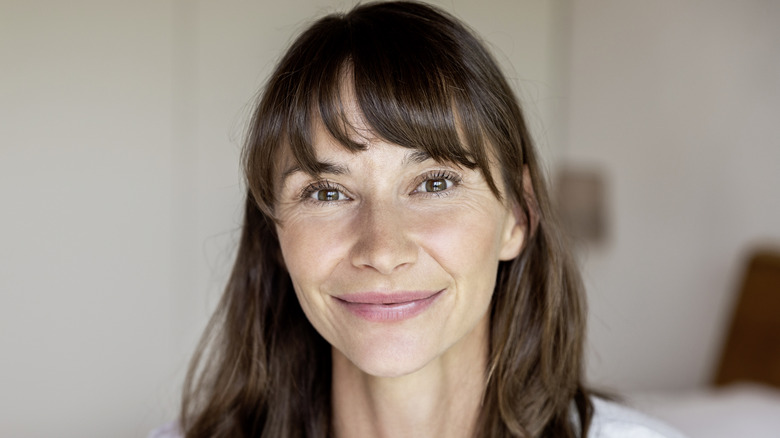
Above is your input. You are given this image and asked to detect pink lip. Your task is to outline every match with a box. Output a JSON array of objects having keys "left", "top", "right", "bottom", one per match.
[{"left": 334, "top": 290, "right": 444, "bottom": 322}]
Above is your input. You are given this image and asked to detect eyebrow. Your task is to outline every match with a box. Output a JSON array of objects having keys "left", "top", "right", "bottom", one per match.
[
  {"left": 403, "top": 149, "right": 432, "bottom": 166},
  {"left": 280, "top": 149, "right": 433, "bottom": 185},
  {"left": 280, "top": 162, "right": 348, "bottom": 184}
]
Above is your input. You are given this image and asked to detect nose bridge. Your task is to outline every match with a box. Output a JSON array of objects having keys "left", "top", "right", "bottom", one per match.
[{"left": 351, "top": 199, "right": 417, "bottom": 274}]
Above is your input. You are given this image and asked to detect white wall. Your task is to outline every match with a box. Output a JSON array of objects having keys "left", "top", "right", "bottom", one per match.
[
  {"left": 564, "top": 0, "right": 780, "bottom": 391},
  {"left": 1, "top": 1, "right": 177, "bottom": 436},
  {"left": 0, "top": 1, "right": 563, "bottom": 435}
]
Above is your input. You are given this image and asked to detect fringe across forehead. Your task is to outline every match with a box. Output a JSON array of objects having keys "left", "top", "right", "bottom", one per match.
[
  {"left": 295, "top": 60, "right": 491, "bottom": 177},
  {"left": 246, "top": 2, "right": 530, "bottom": 214},
  {"left": 285, "top": 11, "right": 495, "bottom": 180}
]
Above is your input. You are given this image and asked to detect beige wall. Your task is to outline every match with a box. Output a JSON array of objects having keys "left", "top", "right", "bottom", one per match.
[
  {"left": 563, "top": 0, "right": 780, "bottom": 391},
  {"left": 1, "top": 1, "right": 176, "bottom": 436},
  {"left": 0, "top": 1, "right": 563, "bottom": 436}
]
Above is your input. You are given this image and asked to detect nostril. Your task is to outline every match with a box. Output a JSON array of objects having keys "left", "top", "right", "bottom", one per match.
[{"left": 350, "top": 211, "right": 418, "bottom": 274}]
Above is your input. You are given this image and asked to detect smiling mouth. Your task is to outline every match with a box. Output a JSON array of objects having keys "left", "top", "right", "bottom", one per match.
[{"left": 334, "top": 290, "right": 444, "bottom": 322}]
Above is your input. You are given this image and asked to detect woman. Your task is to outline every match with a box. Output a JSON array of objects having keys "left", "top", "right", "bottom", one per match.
[{"left": 157, "top": 2, "right": 685, "bottom": 437}]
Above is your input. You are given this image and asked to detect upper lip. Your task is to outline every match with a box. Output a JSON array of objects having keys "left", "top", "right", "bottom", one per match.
[{"left": 335, "top": 290, "right": 442, "bottom": 305}]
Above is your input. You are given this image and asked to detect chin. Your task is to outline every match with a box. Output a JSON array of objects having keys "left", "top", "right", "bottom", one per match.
[
  {"left": 351, "top": 357, "right": 430, "bottom": 379},
  {"left": 337, "top": 338, "right": 438, "bottom": 378}
]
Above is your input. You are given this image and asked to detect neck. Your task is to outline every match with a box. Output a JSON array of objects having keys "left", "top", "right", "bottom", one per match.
[{"left": 331, "top": 316, "right": 489, "bottom": 438}]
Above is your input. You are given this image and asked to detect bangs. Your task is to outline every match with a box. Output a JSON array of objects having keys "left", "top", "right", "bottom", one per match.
[{"left": 279, "top": 5, "right": 500, "bottom": 195}]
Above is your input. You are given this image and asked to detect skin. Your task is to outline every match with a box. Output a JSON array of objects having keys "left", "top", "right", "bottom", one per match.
[{"left": 275, "top": 106, "right": 525, "bottom": 437}]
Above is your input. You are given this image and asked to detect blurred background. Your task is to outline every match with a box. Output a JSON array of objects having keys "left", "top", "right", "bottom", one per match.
[{"left": 2, "top": 0, "right": 778, "bottom": 436}]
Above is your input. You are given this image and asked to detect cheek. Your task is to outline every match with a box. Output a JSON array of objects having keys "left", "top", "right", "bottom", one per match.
[
  {"left": 276, "top": 219, "right": 354, "bottom": 342},
  {"left": 277, "top": 218, "right": 351, "bottom": 288},
  {"left": 413, "top": 205, "right": 507, "bottom": 316},
  {"left": 414, "top": 204, "right": 506, "bottom": 272}
]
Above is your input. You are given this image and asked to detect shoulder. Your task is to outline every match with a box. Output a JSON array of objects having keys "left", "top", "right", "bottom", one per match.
[
  {"left": 587, "top": 397, "right": 688, "bottom": 438},
  {"left": 147, "top": 421, "right": 182, "bottom": 438}
]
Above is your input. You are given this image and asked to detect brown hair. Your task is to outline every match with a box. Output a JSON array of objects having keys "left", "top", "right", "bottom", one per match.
[{"left": 181, "top": 2, "right": 592, "bottom": 436}]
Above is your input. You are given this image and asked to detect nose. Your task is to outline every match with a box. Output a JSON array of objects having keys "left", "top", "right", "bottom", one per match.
[{"left": 350, "top": 201, "right": 418, "bottom": 274}]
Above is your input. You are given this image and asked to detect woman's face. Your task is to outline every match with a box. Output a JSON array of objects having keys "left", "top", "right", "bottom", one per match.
[{"left": 275, "top": 117, "right": 525, "bottom": 378}]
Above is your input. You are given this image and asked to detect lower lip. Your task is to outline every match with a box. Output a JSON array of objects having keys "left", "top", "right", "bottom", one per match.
[{"left": 335, "top": 290, "right": 444, "bottom": 322}]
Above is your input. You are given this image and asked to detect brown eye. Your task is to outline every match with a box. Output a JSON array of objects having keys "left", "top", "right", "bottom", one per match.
[
  {"left": 315, "top": 188, "right": 343, "bottom": 201},
  {"left": 425, "top": 179, "right": 446, "bottom": 192},
  {"left": 420, "top": 178, "right": 453, "bottom": 193}
]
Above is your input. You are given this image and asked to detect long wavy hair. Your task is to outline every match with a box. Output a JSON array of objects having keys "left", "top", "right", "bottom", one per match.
[{"left": 180, "top": 1, "right": 592, "bottom": 437}]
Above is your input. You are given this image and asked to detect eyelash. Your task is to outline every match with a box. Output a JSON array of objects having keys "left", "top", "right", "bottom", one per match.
[{"left": 299, "top": 169, "right": 463, "bottom": 204}]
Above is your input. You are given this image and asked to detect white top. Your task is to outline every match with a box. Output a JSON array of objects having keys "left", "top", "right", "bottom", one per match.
[
  {"left": 627, "top": 383, "right": 780, "bottom": 438},
  {"left": 149, "top": 397, "right": 687, "bottom": 438},
  {"left": 148, "top": 422, "right": 180, "bottom": 438}
]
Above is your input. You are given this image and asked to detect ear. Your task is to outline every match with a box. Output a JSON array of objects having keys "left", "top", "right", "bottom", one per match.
[
  {"left": 498, "top": 205, "right": 525, "bottom": 261},
  {"left": 498, "top": 166, "right": 539, "bottom": 261}
]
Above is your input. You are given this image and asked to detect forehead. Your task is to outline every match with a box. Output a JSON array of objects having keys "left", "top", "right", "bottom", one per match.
[{"left": 314, "top": 92, "right": 374, "bottom": 149}]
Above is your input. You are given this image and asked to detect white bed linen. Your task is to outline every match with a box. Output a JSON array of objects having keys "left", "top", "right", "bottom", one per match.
[{"left": 627, "top": 383, "right": 780, "bottom": 438}]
